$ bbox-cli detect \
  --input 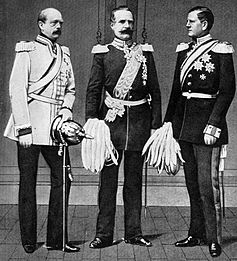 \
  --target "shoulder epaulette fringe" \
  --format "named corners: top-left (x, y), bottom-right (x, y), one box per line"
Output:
top-left (15, 41), bottom-right (35, 52)
top-left (176, 42), bottom-right (190, 52)
top-left (91, 44), bottom-right (109, 53)
top-left (61, 46), bottom-right (70, 56)
top-left (212, 41), bottom-right (234, 54)
top-left (141, 43), bottom-right (154, 52)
